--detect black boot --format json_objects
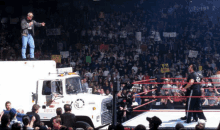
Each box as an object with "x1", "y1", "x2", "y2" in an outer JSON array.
[{"x1": 180, "y1": 116, "x2": 186, "y2": 120}]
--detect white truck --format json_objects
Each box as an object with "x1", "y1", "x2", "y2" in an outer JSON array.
[{"x1": 0, "y1": 61, "x2": 112, "y2": 129}]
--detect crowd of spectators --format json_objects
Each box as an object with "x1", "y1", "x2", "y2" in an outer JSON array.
[
  {"x1": 0, "y1": 101, "x2": 77, "y2": 130},
  {"x1": 73, "y1": 0, "x2": 220, "y2": 109},
  {"x1": 1, "y1": 0, "x2": 220, "y2": 129},
  {"x1": 0, "y1": 101, "x2": 219, "y2": 130}
]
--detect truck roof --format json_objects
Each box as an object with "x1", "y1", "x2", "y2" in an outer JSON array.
[
  {"x1": 39, "y1": 73, "x2": 80, "y2": 80},
  {"x1": 0, "y1": 60, "x2": 57, "y2": 113}
]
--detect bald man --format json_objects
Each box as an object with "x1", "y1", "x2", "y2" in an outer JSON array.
[{"x1": 21, "y1": 12, "x2": 45, "y2": 60}]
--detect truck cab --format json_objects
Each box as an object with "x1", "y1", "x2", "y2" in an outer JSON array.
[
  {"x1": 35, "y1": 72, "x2": 112, "y2": 128},
  {"x1": 0, "y1": 61, "x2": 112, "y2": 129}
]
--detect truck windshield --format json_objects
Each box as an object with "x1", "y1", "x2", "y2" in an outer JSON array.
[{"x1": 66, "y1": 77, "x2": 82, "y2": 94}]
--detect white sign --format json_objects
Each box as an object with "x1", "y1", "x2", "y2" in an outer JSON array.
[
  {"x1": 135, "y1": 32, "x2": 142, "y2": 41},
  {"x1": 163, "y1": 32, "x2": 177, "y2": 37},
  {"x1": 154, "y1": 32, "x2": 161, "y2": 41},
  {"x1": 188, "y1": 50, "x2": 198, "y2": 58},
  {"x1": 136, "y1": 49, "x2": 142, "y2": 54},
  {"x1": 46, "y1": 28, "x2": 61, "y2": 36},
  {"x1": 163, "y1": 32, "x2": 169, "y2": 37},
  {"x1": 170, "y1": 32, "x2": 177, "y2": 37},
  {"x1": 60, "y1": 51, "x2": 69, "y2": 58}
]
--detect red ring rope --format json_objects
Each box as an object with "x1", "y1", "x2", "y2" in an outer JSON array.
[
  {"x1": 130, "y1": 77, "x2": 220, "y2": 111},
  {"x1": 160, "y1": 87, "x2": 220, "y2": 89},
  {"x1": 133, "y1": 96, "x2": 220, "y2": 98},
  {"x1": 133, "y1": 99, "x2": 157, "y2": 110},
  {"x1": 133, "y1": 110, "x2": 220, "y2": 112},
  {"x1": 133, "y1": 82, "x2": 220, "y2": 84}
]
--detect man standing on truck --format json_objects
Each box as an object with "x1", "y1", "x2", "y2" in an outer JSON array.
[{"x1": 21, "y1": 12, "x2": 45, "y2": 60}]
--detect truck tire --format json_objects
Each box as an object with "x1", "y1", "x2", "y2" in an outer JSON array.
[{"x1": 75, "y1": 121, "x2": 92, "y2": 130}]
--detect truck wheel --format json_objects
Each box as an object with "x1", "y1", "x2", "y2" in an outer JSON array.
[{"x1": 75, "y1": 121, "x2": 92, "y2": 130}]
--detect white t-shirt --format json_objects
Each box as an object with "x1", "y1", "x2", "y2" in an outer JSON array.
[
  {"x1": 134, "y1": 54, "x2": 139, "y2": 61},
  {"x1": 85, "y1": 72, "x2": 93, "y2": 79},
  {"x1": 28, "y1": 23, "x2": 33, "y2": 30},
  {"x1": 161, "y1": 84, "x2": 172, "y2": 95},
  {"x1": 103, "y1": 70, "x2": 109, "y2": 77},
  {"x1": 175, "y1": 75, "x2": 183, "y2": 79},
  {"x1": 100, "y1": 52, "x2": 105, "y2": 59},
  {"x1": 171, "y1": 85, "x2": 179, "y2": 93},
  {"x1": 211, "y1": 74, "x2": 220, "y2": 87},
  {"x1": 70, "y1": 62, "x2": 76, "y2": 67},
  {"x1": 132, "y1": 66, "x2": 138, "y2": 73},
  {"x1": 138, "y1": 75, "x2": 144, "y2": 80}
]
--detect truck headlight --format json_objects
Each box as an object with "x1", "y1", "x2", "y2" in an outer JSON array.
[{"x1": 96, "y1": 115, "x2": 100, "y2": 122}]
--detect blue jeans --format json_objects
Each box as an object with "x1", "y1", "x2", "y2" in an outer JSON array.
[{"x1": 22, "y1": 34, "x2": 35, "y2": 59}]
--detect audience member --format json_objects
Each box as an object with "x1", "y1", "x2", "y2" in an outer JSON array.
[
  {"x1": 134, "y1": 124, "x2": 146, "y2": 130},
  {"x1": 87, "y1": 127, "x2": 94, "y2": 130},
  {"x1": 11, "y1": 122, "x2": 21, "y2": 130},
  {"x1": 175, "y1": 123, "x2": 184, "y2": 130},
  {"x1": 60, "y1": 104, "x2": 76, "y2": 130},
  {"x1": 195, "y1": 119, "x2": 206, "y2": 130},
  {"x1": 22, "y1": 115, "x2": 35, "y2": 130},
  {"x1": 49, "y1": 107, "x2": 63, "y2": 130},
  {"x1": 26, "y1": 104, "x2": 41, "y2": 128},
  {"x1": 2, "y1": 102, "x2": 25, "y2": 123},
  {"x1": 0, "y1": 114, "x2": 10, "y2": 130},
  {"x1": 146, "y1": 116, "x2": 162, "y2": 130}
]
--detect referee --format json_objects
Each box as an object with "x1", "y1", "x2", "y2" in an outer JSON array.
[{"x1": 182, "y1": 64, "x2": 206, "y2": 123}]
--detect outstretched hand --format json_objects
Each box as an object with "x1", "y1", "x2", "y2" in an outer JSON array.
[{"x1": 41, "y1": 22, "x2": 45, "y2": 26}]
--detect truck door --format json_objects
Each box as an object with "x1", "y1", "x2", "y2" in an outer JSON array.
[{"x1": 38, "y1": 80, "x2": 64, "y2": 120}]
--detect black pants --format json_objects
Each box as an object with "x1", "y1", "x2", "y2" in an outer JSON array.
[
  {"x1": 186, "y1": 90, "x2": 206, "y2": 122},
  {"x1": 185, "y1": 90, "x2": 197, "y2": 120},
  {"x1": 117, "y1": 112, "x2": 123, "y2": 123},
  {"x1": 121, "y1": 112, "x2": 132, "y2": 122}
]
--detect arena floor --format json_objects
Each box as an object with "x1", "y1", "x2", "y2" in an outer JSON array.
[{"x1": 122, "y1": 109, "x2": 220, "y2": 129}]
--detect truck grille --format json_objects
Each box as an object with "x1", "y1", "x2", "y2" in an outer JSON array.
[{"x1": 101, "y1": 98, "x2": 112, "y2": 125}]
